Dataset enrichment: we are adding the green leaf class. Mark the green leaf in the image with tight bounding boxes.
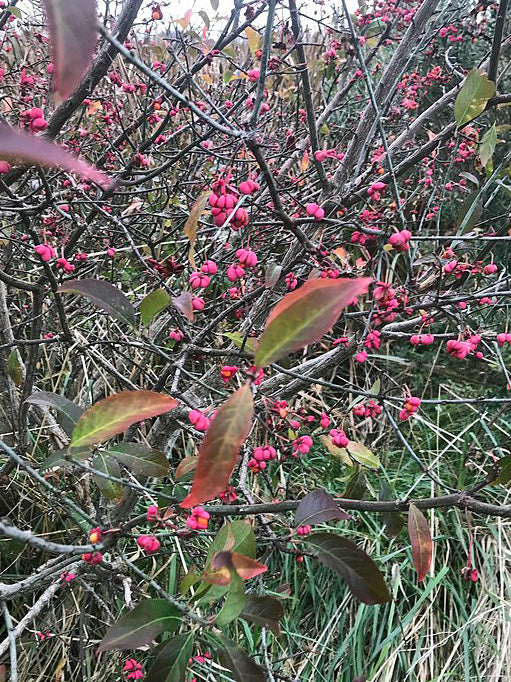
[181,384,254,507]
[456,191,483,235]
[140,289,171,326]
[5,6,23,19]
[346,441,380,469]
[218,637,265,682]
[241,595,284,635]
[223,332,257,355]
[184,192,209,269]
[107,443,169,477]
[254,278,371,368]
[26,391,84,437]
[145,632,195,682]
[379,481,404,538]
[7,349,22,386]
[478,123,497,168]
[302,532,391,605]
[92,452,124,502]
[70,391,177,447]
[295,489,350,527]
[58,279,136,327]
[495,456,511,485]
[343,468,367,499]
[215,570,246,626]
[98,599,182,651]
[454,68,495,126]
[407,503,432,583]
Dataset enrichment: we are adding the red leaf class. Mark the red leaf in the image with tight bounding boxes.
[407,503,432,583]
[172,292,194,322]
[255,277,372,368]
[230,552,267,580]
[43,0,98,99]
[181,383,254,507]
[0,124,110,187]
[70,391,178,447]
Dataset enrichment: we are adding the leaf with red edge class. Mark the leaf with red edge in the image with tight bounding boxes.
[0,123,110,187]
[70,391,178,447]
[43,0,98,99]
[181,383,254,507]
[407,503,432,583]
[58,279,135,327]
[254,278,372,368]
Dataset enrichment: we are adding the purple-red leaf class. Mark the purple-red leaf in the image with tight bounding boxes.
[181,384,254,507]
[218,637,266,682]
[241,595,284,636]
[70,391,178,447]
[172,292,194,322]
[407,503,432,583]
[43,0,98,99]
[0,123,109,187]
[302,532,391,605]
[57,279,135,327]
[254,277,372,368]
[295,489,350,527]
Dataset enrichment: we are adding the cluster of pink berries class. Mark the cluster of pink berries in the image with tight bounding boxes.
[446,335,482,360]
[56,257,75,274]
[123,659,143,680]
[364,330,381,350]
[220,365,238,383]
[388,229,412,252]
[410,333,435,346]
[305,202,325,221]
[353,399,382,419]
[188,409,211,431]
[350,230,377,246]
[186,506,210,531]
[137,535,160,553]
[399,396,421,421]
[330,429,349,447]
[226,248,258,282]
[208,179,248,230]
[314,148,344,162]
[367,181,387,201]
[170,329,184,343]
[21,107,47,132]
[238,178,260,195]
[497,333,511,347]
[34,244,56,262]
[219,486,238,503]
[296,525,312,536]
[248,445,277,473]
[292,435,313,455]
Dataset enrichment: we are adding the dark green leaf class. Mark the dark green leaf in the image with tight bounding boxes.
[378,481,404,538]
[92,452,124,502]
[241,595,284,635]
[343,468,367,499]
[7,349,22,386]
[26,391,84,437]
[145,632,195,682]
[302,532,391,605]
[98,599,182,651]
[218,637,265,682]
[107,443,168,477]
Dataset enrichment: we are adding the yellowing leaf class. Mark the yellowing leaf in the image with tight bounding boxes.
[454,69,495,127]
[70,391,178,447]
[408,503,432,583]
[245,26,260,56]
[184,192,208,269]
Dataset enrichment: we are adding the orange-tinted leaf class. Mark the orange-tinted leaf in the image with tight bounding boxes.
[43,0,98,99]
[181,384,254,507]
[184,192,208,268]
[301,150,310,172]
[177,8,193,29]
[255,278,372,368]
[231,552,267,580]
[70,391,178,447]
[0,123,110,187]
[175,456,198,480]
[407,503,432,583]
